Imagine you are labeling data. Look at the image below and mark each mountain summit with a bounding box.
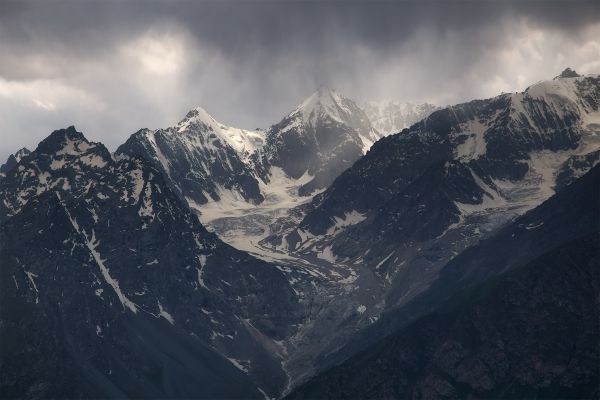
[293,86,381,150]
[555,67,581,79]
[257,86,379,195]
[176,106,264,156]
[117,108,265,206]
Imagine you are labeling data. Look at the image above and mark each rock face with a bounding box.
[361,100,440,135]
[555,67,582,79]
[117,107,265,206]
[0,127,303,398]
[288,167,600,399]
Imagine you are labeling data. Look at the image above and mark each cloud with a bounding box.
[0,0,598,160]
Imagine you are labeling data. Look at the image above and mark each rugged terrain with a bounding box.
[1,70,598,399]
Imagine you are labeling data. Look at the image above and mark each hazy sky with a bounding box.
[1,0,599,160]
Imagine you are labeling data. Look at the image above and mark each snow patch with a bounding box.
[158,302,175,325]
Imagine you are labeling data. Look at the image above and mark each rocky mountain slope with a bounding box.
[289,165,599,398]
[313,162,600,376]
[0,127,304,398]
[289,233,599,399]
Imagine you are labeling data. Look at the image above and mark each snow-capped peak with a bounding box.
[515,72,599,123]
[291,85,356,127]
[175,106,221,133]
[299,85,344,111]
[175,106,264,155]
[269,86,382,154]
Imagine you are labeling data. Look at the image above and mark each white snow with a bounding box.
[454,120,488,161]
[55,139,80,156]
[196,254,209,289]
[257,387,271,400]
[375,251,395,269]
[50,158,66,170]
[356,305,367,314]
[128,169,145,203]
[84,230,138,313]
[158,301,175,325]
[138,183,154,218]
[80,154,107,168]
[224,357,249,373]
[325,211,367,236]
[316,246,337,263]
[194,167,317,224]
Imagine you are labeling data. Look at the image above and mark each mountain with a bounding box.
[118,87,379,212]
[288,165,600,398]
[254,86,381,196]
[313,162,600,374]
[3,71,599,398]
[117,107,265,207]
[246,73,600,386]
[361,100,440,135]
[0,127,304,398]
[0,147,31,178]
[288,235,599,399]
[266,72,599,279]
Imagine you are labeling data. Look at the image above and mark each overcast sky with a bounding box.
[0,0,599,160]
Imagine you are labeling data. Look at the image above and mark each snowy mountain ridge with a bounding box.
[270,72,600,265]
[362,100,440,135]
[117,86,388,218]
[176,106,265,157]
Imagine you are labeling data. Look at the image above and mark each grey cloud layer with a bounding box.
[0,0,599,160]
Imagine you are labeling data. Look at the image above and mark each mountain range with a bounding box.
[1,69,598,399]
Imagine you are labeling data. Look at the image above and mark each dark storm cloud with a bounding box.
[0,0,599,160]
